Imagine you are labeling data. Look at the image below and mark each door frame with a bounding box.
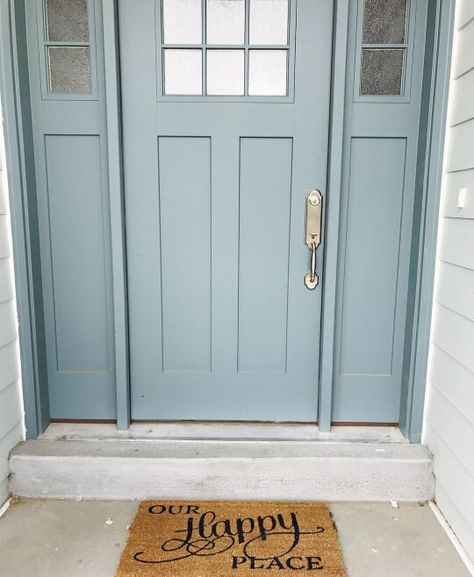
[0,0,455,440]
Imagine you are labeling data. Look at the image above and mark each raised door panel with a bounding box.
[25,0,116,418]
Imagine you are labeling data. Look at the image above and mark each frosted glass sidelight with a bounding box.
[46,0,89,42]
[207,0,245,45]
[249,50,287,95]
[48,46,92,93]
[162,0,202,45]
[249,0,289,45]
[363,0,407,44]
[164,49,203,94]
[360,49,404,95]
[207,50,244,95]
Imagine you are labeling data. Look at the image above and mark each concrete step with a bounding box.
[9,439,434,501]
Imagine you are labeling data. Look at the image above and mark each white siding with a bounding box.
[0,100,24,506]
[423,0,474,564]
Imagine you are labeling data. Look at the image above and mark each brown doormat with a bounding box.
[116,501,346,576]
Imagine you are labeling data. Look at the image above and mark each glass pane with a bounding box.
[207,50,244,95]
[248,50,287,96]
[46,0,89,42]
[164,49,202,95]
[360,49,404,95]
[207,0,245,45]
[48,46,92,93]
[249,0,289,45]
[363,0,407,44]
[162,0,202,45]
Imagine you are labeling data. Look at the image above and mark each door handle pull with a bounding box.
[304,189,322,290]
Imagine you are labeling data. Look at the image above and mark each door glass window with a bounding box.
[162,0,202,44]
[207,0,245,45]
[249,49,287,95]
[207,50,245,95]
[164,49,203,95]
[359,0,408,96]
[363,0,407,44]
[249,0,289,45]
[160,0,291,97]
[48,46,92,93]
[361,48,404,96]
[46,0,89,41]
[44,0,93,94]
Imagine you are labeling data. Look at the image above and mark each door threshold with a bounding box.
[10,438,430,500]
[40,422,408,444]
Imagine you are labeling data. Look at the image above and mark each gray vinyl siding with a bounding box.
[423,0,474,563]
[0,100,23,506]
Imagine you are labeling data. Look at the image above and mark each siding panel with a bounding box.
[0,479,8,508]
[0,186,7,215]
[0,99,24,507]
[0,342,19,394]
[0,384,22,449]
[446,119,474,172]
[0,422,22,482]
[427,427,474,537]
[458,1,474,29]
[436,484,474,565]
[436,262,474,321]
[438,218,474,269]
[454,19,474,78]
[427,389,474,477]
[450,69,474,126]
[424,0,474,563]
[442,169,474,219]
[429,347,474,426]
[431,305,474,374]
[0,300,17,349]
[0,258,14,303]
[0,215,10,259]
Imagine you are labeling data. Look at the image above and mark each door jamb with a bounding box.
[0,0,455,439]
[0,0,49,438]
[398,0,455,442]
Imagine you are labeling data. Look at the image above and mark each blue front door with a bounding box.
[119,0,334,420]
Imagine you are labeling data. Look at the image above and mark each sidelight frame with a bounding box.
[0,0,454,440]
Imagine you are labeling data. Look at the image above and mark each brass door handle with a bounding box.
[304,189,322,290]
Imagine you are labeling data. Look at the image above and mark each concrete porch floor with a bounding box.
[0,499,471,577]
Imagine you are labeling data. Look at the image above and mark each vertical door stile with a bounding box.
[102,0,130,429]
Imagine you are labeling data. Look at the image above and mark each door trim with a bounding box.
[0,0,455,440]
[318,0,350,431]
[102,0,130,430]
[398,0,456,442]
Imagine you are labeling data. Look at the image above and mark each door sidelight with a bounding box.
[304,189,322,289]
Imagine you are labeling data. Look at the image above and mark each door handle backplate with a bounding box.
[304,189,322,289]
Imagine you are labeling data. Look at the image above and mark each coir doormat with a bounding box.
[116,501,346,576]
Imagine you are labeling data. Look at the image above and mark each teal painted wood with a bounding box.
[24,0,116,419]
[319,0,350,432]
[102,0,130,430]
[0,0,50,436]
[332,0,430,422]
[238,138,293,373]
[400,0,456,441]
[2,0,452,433]
[159,137,212,371]
[120,0,334,421]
